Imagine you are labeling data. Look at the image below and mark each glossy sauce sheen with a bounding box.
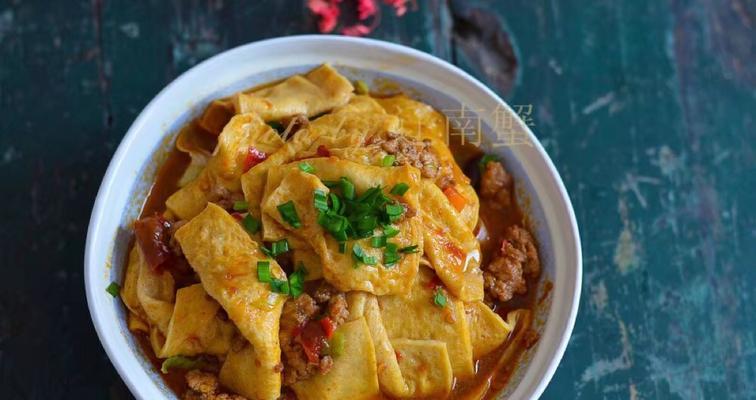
[127,100,541,400]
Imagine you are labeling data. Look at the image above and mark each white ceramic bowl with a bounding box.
[85,35,581,400]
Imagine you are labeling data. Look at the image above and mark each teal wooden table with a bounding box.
[1,0,754,398]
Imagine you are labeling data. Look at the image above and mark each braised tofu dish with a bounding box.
[119,64,542,400]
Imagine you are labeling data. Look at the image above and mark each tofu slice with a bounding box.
[174,203,286,400]
[378,266,475,378]
[292,317,380,400]
[166,113,284,220]
[234,64,354,121]
[393,339,454,398]
[419,180,484,302]
[159,284,235,358]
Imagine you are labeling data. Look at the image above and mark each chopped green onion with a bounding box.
[330,330,346,356]
[160,356,208,374]
[232,200,249,211]
[354,80,369,95]
[267,121,284,132]
[390,183,410,196]
[242,214,260,234]
[352,243,377,265]
[270,279,290,295]
[382,154,396,167]
[479,154,499,170]
[270,239,290,256]
[314,189,329,212]
[261,245,272,257]
[433,288,447,308]
[338,242,347,253]
[371,236,387,248]
[333,228,348,242]
[319,210,349,237]
[323,180,340,188]
[385,204,404,216]
[355,215,378,233]
[299,162,316,174]
[289,264,307,297]
[257,261,272,283]
[329,193,342,214]
[383,225,400,238]
[399,245,419,254]
[385,204,404,215]
[105,282,120,297]
[340,177,355,200]
[383,242,400,267]
[277,201,301,228]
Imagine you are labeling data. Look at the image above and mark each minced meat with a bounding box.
[480,161,513,210]
[483,225,541,302]
[279,283,349,385]
[183,370,246,400]
[373,132,441,179]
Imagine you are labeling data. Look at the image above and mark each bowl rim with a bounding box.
[85,34,582,400]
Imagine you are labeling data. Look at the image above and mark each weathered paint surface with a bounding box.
[0,0,753,399]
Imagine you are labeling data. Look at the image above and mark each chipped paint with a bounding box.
[613,226,639,275]
[119,22,140,38]
[590,280,608,314]
[614,199,641,275]
[581,91,615,115]
[580,320,633,384]
[1,146,20,164]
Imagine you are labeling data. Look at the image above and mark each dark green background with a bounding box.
[1,0,754,398]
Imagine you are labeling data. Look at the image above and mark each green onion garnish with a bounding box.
[160,356,208,374]
[433,288,447,308]
[330,330,346,356]
[267,121,284,132]
[270,279,290,295]
[289,264,307,297]
[242,214,260,234]
[371,236,387,248]
[382,154,396,167]
[354,80,369,95]
[385,204,404,216]
[390,183,409,196]
[314,189,329,212]
[257,261,272,283]
[299,162,316,174]
[479,154,499,170]
[399,245,419,254]
[329,193,342,213]
[270,239,290,256]
[323,180,340,188]
[233,200,249,211]
[383,225,400,238]
[352,243,377,265]
[340,177,355,200]
[105,282,120,297]
[277,201,301,228]
[355,215,378,233]
[338,242,347,253]
[385,203,404,222]
[383,242,401,267]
